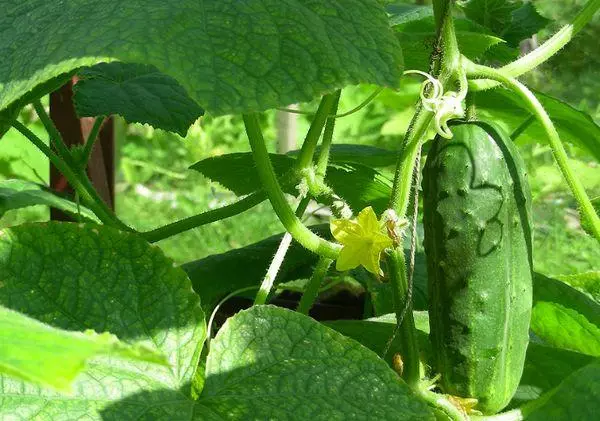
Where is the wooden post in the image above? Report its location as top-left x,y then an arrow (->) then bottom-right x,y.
276,105 -> 298,153
49,78 -> 114,220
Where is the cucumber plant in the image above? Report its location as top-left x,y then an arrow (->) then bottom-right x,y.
0,0 -> 599,420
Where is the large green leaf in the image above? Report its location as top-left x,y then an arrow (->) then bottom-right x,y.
460,0 -> 549,47
0,1 -> 402,116
531,302 -> 600,357
196,305 -> 434,420
0,179 -> 98,221
520,360 -> 600,420
73,62 -> 205,136
394,16 -> 505,71
0,223 -> 206,419
0,305 -> 167,392
183,225 -> 329,312
191,152 -> 393,213
475,87 -> 600,162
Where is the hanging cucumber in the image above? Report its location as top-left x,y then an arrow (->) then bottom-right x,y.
422,121 -> 533,414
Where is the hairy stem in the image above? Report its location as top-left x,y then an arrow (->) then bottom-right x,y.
465,60 -> 600,241
142,191 -> 266,243
82,117 -> 105,167
254,196 -> 311,305
472,0 -> 600,91
33,100 -> 73,163
295,93 -> 338,170
243,113 -> 341,258
10,120 -> 128,229
385,248 -> 420,388
296,257 -> 333,315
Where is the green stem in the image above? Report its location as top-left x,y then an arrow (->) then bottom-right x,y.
296,93 -> 337,170
418,390 -> 467,421
472,0 -> 600,91
11,120 -> 129,229
82,117 -> 105,167
510,115 -> 536,140
243,113 -> 341,258
254,195 -> 311,306
33,100 -> 73,163
385,248 -> 420,388
296,257 -> 333,315
465,60 -> 600,241
315,91 -> 341,177
142,191 -> 266,243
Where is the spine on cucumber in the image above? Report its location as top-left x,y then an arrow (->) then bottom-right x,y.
423,121 -> 533,414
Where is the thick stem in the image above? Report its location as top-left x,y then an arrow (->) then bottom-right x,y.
243,113 -> 341,258
254,196 -> 311,305
10,120 -> 129,229
418,390 -> 467,421
385,248 -> 420,387
295,94 -> 337,170
142,191 -> 266,243
315,91 -> 341,177
296,257 -> 333,314
472,0 -> 600,91
465,60 -> 600,241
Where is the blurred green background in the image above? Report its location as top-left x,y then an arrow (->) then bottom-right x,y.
0,0 -> 598,276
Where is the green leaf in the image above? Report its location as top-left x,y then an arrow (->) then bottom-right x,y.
533,272 -> 600,329
394,16 -> 505,71
556,271 -> 600,303
73,62 -> 205,136
520,360 -> 600,420
190,152 -> 393,213
0,1 -> 402,116
0,305 -> 168,392
531,302 -> 600,357
196,305 -> 434,420
387,4 -> 433,26
0,179 -> 98,221
475,87 -> 600,162
183,225 -> 329,312
460,0 -> 549,47
0,222 -> 205,419
512,343 -> 594,406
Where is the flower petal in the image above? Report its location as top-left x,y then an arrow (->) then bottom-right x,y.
357,206 -> 380,234
330,218 -> 362,243
362,243 -> 386,275
336,243 -> 365,272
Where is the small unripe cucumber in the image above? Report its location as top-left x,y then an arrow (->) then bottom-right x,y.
423,121 -> 533,414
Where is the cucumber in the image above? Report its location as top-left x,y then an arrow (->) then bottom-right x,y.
423,121 -> 533,414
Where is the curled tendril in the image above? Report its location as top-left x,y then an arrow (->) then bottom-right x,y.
403,70 -> 466,139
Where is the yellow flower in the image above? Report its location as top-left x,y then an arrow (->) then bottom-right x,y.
330,207 -> 393,276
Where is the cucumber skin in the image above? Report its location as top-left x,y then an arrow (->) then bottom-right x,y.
423,121 -> 533,414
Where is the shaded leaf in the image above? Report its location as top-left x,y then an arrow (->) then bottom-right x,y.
289,144 -> 398,167
460,0 -> 549,47
0,305 -> 167,392
511,343 -> 594,406
0,223 -> 205,419
0,179 -> 97,221
0,1 -> 402,116
74,62 -> 205,136
556,271 -> 600,304
182,225 -> 329,312
190,152 -> 393,213
520,360 -> 600,420
394,17 -> 505,71
196,305 -> 434,420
